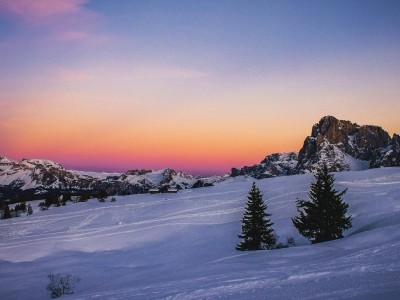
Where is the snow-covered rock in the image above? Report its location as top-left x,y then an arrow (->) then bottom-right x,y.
231,152 -> 298,179
231,116 -> 399,178
295,115 -> 396,173
0,158 -> 220,198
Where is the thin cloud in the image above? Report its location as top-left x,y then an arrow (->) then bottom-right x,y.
0,0 -> 88,21
57,68 -> 93,83
2,121 -> 21,129
133,66 -> 208,80
57,30 -> 110,44
0,0 -> 110,47
56,65 -> 207,84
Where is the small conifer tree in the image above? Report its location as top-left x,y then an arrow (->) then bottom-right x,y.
292,164 -> 352,244
3,204 -> 11,219
62,194 -> 70,206
236,182 -> 276,250
47,273 -> 81,298
27,203 -> 33,215
97,189 -> 107,202
79,193 -> 90,202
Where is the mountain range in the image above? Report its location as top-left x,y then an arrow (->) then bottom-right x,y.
1,116 -> 399,199
0,157 -> 218,200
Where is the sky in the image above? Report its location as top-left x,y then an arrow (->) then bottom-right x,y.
0,0 -> 400,175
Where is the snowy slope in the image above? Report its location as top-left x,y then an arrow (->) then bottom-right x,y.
298,140 -> 371,173
0,168 -> 399,299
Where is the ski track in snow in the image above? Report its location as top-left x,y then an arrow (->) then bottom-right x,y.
0,168 -> 399,299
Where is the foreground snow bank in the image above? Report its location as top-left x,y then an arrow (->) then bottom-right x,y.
0,168 -> 399,299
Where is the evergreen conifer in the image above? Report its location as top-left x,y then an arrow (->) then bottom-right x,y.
27,203 -> 33,215
292,164 -> 352,243
236,182 -> 276,250
3,204 -> 11,219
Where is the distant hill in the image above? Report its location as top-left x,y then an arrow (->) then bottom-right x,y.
0,157 -> 220,200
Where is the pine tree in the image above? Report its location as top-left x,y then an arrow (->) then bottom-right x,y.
3,204 -> 11,219
62,194 -> 71,205
27,203 -> 33,215
292,164 -> 352,244
79,193 -> 90,202
236,182 -> 276,251
97,189 -> 107,202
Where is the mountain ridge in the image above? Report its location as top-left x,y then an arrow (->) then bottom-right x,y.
1,116 -> 399,198
0,157 -> 220,200
231,115 -> 399,179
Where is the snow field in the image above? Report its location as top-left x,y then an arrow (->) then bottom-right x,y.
0,168 -> 399,299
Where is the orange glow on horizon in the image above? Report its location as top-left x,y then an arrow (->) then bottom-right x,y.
1,1 -> 400,175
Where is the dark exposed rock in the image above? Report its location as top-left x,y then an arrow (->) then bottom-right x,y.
160,168 -> 176,186
296,116 -> 393,173
231,116 -> 399,178
231,165 -> 273,179
375,134 -> 400,167
261,152 -> 298,176
192,180 -> 214,189
124,169 -> 152,176
231,152 -> 298,179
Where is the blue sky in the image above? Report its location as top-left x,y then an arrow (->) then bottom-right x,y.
0,0 -> 399,174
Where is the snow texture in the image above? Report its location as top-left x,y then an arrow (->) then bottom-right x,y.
0,168 -> 399,299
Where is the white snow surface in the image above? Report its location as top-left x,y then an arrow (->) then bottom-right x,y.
312,141 -> 370,172
0,168 -> 400,299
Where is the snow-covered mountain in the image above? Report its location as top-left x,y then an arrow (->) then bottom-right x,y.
2,116 -> 399,196
0,157 -> 98,191
0,157 -> 219,199
231,116 -> 400,178
295,115 -> 399,173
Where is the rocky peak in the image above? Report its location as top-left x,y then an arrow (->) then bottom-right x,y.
0,156 -> 12,164
160,168 -> 178,185
312,115 -> 357,146
21,159 -> 66,175
296,116 -> 394,173
124,169 -> 152,176
231,116 -> 399,178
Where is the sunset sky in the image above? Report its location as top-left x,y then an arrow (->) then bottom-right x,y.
1,0 -> 400,175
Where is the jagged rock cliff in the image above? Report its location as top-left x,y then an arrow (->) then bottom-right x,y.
371,133 -> 400,168
295,116 -> 396,173
231,116 -> 399,178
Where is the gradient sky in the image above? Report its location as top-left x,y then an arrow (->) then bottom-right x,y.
1,0 -> 400,175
